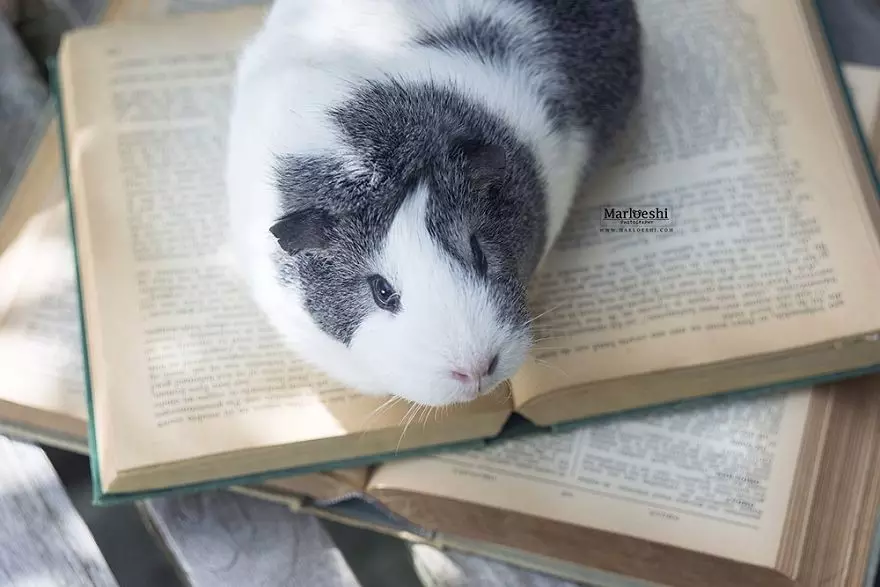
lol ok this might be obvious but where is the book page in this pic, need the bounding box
[0,197,88,435]
[255,467,373,503]
[0,0,194,436]
[59,9,511,480]
[513,0,880,404]
[370,387,814,568]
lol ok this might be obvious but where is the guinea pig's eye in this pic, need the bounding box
[367,274,401,313]
[470,234,488,277]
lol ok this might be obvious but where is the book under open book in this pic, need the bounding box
[38,0,880,502]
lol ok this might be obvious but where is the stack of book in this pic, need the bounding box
[2,0,880,585]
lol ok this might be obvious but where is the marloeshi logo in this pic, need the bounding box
[599,205,675,233]
[602,206,670,221]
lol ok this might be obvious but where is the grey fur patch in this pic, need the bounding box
[415,0,643,143]
[514,0,644,149]
[273,78,544,344]
[416,13,516,64]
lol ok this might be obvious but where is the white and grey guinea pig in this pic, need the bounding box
[224,0,642,407]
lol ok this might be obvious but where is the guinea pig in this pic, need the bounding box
[224,0,642,407]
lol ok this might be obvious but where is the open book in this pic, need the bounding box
[49,0,880,501]
[4,44,880,587]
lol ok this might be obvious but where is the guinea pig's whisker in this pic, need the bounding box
[530,336,568,344]
[534,358,570,378]
[372,397,402,422]
[396,403,421,452]
[529,323,563,332]
[531,346,574,351]
[527,325,565,336]
[383,399,405,421]
[361,396,402,429]
[399,402,417,427]
[420,406,433,429]
[493,387,511,405]
[406,405,423,438]
[358,398,404,440]
[528,335,564,344]
[522,303,564,327]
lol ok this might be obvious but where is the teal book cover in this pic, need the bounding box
[46,0,880,509]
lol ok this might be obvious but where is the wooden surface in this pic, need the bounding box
[0,436,119,587]
[407,543,582,587]
[140,489,584,587]
[0,431,592,585]
[141,492,364,587]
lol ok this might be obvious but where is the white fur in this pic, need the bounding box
[225,0,593,406]
[351,184,532,405]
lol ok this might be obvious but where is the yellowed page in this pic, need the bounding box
[513,0,880,404]
[0,0,146,441]
[0,0,261,441]
[0,0,224,401]
[0,193,376,490]
[0,198,87,434]
[0,186,54,320]
[57,9,511,487]
[371,387,813,568]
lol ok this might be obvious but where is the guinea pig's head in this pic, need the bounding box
[269,135,546,407]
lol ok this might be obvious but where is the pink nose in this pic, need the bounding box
[451,354,499,382]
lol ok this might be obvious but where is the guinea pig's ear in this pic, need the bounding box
[269,208,335,255]
[449,136,508,191]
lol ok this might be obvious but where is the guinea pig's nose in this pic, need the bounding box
[450,353,500,382]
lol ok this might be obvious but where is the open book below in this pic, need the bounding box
[49,0,880,502]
